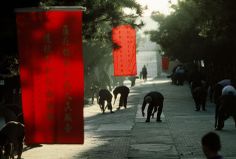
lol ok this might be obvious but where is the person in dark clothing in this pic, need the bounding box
[174,65,185,85]
[1,106,18,123]
[191,80,208,111]
[98,89,114,114]
[201,132,223,159]
[213,79,234,128]
[0,121,24,159]
[215,85,236,130]
[89,79,100,104]
[0,104,22,124]
[213,79,232,106]
[141,65,147,81]
[113,85,130,110]
[141,91,164,122]
[128,76,136,87]
[167,65,179,85]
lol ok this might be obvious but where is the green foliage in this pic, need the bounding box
[41,0,143,41]
[148,0,236,64]
[2,0,144,90]
[42,0,144,75]
[148,0,202,62]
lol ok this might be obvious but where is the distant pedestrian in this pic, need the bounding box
[98,89,114,114]
[128,76,136,87]
[113,85,130,110]
[174,65,185,85]
[201,132,223,159]
[141,91,164,122]
[141,65,147,81]
[89,77,100,104]
[139,71,142,79]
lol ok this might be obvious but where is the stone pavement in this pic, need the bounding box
[129,78,236,159]
[1,77,236,159]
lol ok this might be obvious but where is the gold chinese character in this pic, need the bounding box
[43,45,51,56]
[64,81,72,90]
[64,123,72,133]
[64,113,72,122]
[66,94,73,101]
[46,91,54,98]
[44,33,51,44]
[63,25,69,45]
[63,48,70,57]
[47,103,54,109]
[45,67,50,74]
[43,33,52,57]
[45,78,51,85]
[63,25,69,36]
[64,59,70,65]
[47,113,54,120]
[65,104,72,112]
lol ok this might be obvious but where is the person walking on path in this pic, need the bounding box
[141,91,164,122]
[141,65,147,81]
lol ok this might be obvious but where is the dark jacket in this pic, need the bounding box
[98,89,112,101]
[142,91,164,111]
[113,86,130,99]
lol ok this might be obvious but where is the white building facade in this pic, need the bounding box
[136,36,162,78]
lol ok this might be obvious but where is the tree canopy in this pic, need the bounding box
[0,0,144,97]
[148,0,236,63]
[148,0,236,82]
[1,0,144,68]
[1,0,143,56]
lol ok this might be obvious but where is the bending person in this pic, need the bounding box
[113,85,130,110]
[98,89,114,114]
[141,91,164,122]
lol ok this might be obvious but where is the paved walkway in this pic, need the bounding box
[2,77,236,159]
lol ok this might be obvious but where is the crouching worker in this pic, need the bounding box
[141,91,164,122]
[215,85,236,130]
[113,85,130,110]
[98,89,114,114]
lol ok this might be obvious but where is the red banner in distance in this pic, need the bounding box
[112,25,137,76]
[162,56,169,71]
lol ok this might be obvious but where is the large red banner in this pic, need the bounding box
[16,7,84,144]
[112,25,137,76]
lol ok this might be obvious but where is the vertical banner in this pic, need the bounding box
[162,56,169,71]
[112,25,137,76]
[16,7,84,144]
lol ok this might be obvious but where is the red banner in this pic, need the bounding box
[16,7,84,144]
[162,56,169,71]
[112,25,137,76]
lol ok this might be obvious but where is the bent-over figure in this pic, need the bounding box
[0,121,24,159]
[113,85,130,110]
[213,79,233,128]
[191,80,208,111]
[215,85,236,130]
[141,91,164,122]
[98,89,114,114]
